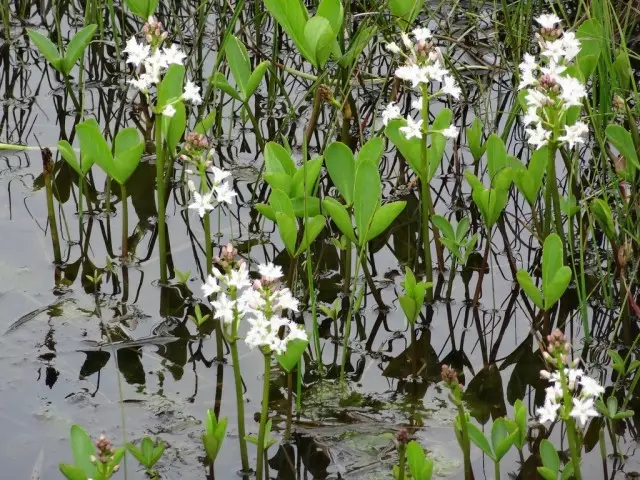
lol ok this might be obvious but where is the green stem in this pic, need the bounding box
[446,257,457,300]
[121,183,128,259]
[78,174,84,244]
[255,353,271,480]
[397,443,406,480]
[456,402,473,480]
[230,341,250,473]
[546,143,565,246]
[155,115,168,283]
[420,90,433,299]
[340,245,367,384]
[63,75,81,111]
[43,152,62,264]
[494,460,500,480]
[558,362,583,480]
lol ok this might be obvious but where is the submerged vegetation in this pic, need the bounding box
[2,0,640,478]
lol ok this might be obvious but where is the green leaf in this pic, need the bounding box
[291,197,322,217]
[202,434,220,461]
[513,399,527,449]
[605,124,640,175]
[399,295,417,325]
[512,146,547,206]
[486,134,508,182]
[126,442,146,464]
[58,140,94,176]
[432,215,455,241]
[27,30,62,71]
[62,25,97,75]
[76,118,113,176]
[291,156,323,198]
[304,16,334,68]
[158,64,185,108]
[277,338,308,372]
[264,172,293,196]
[356,137,384,165]
[560,462,575,480]
[365,201,405,241]
[491,418,517,460]
[576,19,602,80]
[316,0,343,35]
[456,217,470,243]
[468,118,485,162]
[542,233,571,310]
[612,50,632,91]
[426,109,453,181]
[270,189,295,219]
[70,425,97,478]
[263,0,313,64]
[295,215,326,256]
[325,141,356,205]
[124,0,159,18]
[354,160,380,245]
[112,127,143,184]
[225,34,252,99]
[385,119,423,179]
[537,467,559,480]
[516,270,543,309]
[322,198,356,243]
[210,72,243,101]
[59,464,88,480]
[539,439,560,473]
[467,422,495,461]
[166,101,186,153]
[388,0,423,25]
[245,61,269,99]
[265,142,296,176]
[590,198,616,242]
[141,436,154,463]
[339,25,376,67]
[256,203,275,221]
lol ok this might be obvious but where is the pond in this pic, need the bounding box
[1,1,640,479]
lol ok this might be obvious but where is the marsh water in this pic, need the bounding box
[1,1,639,479]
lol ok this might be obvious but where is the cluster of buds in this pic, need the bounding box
[142,16,168,46]
[214,243,241,273]
[185,132,209,152]
[94,434,118,465]
[440,364,460,388]
[542,329,572,365]
[395,428,410,446]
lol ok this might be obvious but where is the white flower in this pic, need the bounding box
[399,117,422,139]
[162,44,186,65]
[182,80,202,105]
[412,27,432,42]
[540,38,568,63]
[526,123,551,149]
[211,166,231,185]
[519,69,538,90]
[123,37,150,66]
[395,63,428,88]
[201,275,221,296]
[569,397,599,427]
[526,89,552,108]
[401,32,412,49]
[579,375,604,397]
[211,293,235,325]
[442,75,461,99]
[227,263,251,289]
[274,289,299,312]
[259,262,284,282]
[424,62,449,82]
[143,50,168,83]
[129,75,153,92]
[442,125,459,139]
[557,75,586,107]
[537,399,560,424]
[286,324,308,342]
[561,32,581,61]
[381,102,402,126]
[188,191,214,217]
[540,59,567,81]
[385,42,401,54]
[535,13,561,29]
[523,106,541,126]
[559,121,589,149]
[162,104,176,117]
[213,181,236,205]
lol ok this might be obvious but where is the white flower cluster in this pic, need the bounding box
[188,165,237,217]
[519,14,588,149]
[123,17,202,110]
[201,258,307,354]
[537,367,603,427]
[381,27,460,140]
